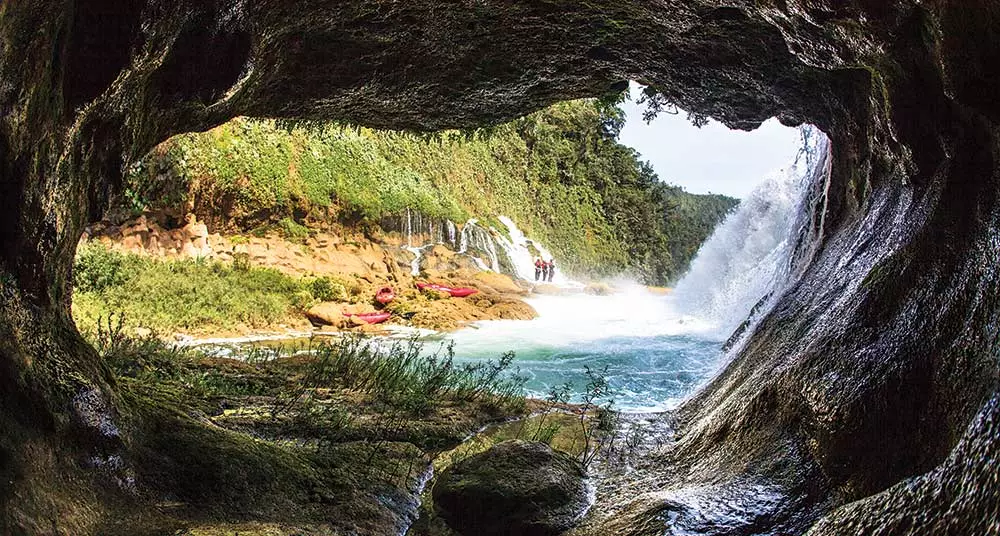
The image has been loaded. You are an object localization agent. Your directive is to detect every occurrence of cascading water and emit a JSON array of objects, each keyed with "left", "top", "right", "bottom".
[
  {"left": 458, "top": 219, "right": 504, "bottom": 273},
  {"left": 454, "top": 216, "right": 572, "bottom": 284},
  {"left": 494, "top": 216, "right": 567, "bottom": 284},
  {"left": 440, "top": 126, "right": 831, "bottom": 411},
  {"left": 383, "top": 208, "right": 465, "bottom": 276},
  {"left": 446, "top": 220, "right": 457, "bottom": 248},
  {"left": 670, "top": 126, "right": 831, "bottom": 340}
]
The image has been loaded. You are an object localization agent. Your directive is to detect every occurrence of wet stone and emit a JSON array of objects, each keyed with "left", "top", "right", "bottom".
[{"left": 433, "top": 440, "right": 590, "bottom": 536}]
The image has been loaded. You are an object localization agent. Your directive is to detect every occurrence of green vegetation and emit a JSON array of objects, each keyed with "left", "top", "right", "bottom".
[
  {"left": 126, "top": 99, "right": 738, "bottom": 284},
  {"left": 89, "top": 320, "right": 527, "bottom": 533},
  {"left": 72, "top": 243, "right": 319, "bottom": 333}
]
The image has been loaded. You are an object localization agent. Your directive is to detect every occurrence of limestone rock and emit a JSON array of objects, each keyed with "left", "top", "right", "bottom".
[
  {"left": 433, "top": 440, "right": 590, "bottom": 536},
  {"left": 182, "top": 213, "right": 212, "bottom": 257},
  {"left": 532, "top": 284, "right": 566, "bottom": 296},
  {"left": 583, "top": 282, "right": 613, "bottom": 296},
  {"left": 304, "top": 302, "right": 347, "bottom": 326},
  {"left": 474, "top": 271, "right": 528, "bottom": 295}
]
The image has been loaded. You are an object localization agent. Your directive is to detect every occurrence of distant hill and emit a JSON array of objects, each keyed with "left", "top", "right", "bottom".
[{"left": 123, "top": 100, "right": 738, "bottom": 285}]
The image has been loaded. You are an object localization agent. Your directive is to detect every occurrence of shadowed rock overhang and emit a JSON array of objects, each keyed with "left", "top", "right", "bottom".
[{"left": 0, "top": 1, "right": 998, "bottom": 534}]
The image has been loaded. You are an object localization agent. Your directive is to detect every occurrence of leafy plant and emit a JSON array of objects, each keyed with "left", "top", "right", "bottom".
[
  {"left": 578, "top": 365, "right": 615, "bottom": 470},
  {"left": 278, "top": 217, "right": 311, "bottom": 241},
  {"left": 309, "top": 276, "right": 346, "bottom": 302},
  {"left": 526, "top": 382, "right": 572, "bottom": 444},
  {"left": 73, "top": 243, "right": 146, "bottom": 293}
]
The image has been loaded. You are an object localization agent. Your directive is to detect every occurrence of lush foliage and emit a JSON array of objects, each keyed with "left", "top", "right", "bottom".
[
  {"left": 126, "top": 100, "right": 738, "bottom": 284},
  {"left": 73, "top": 243, "right": 318, "bottom": 333}
]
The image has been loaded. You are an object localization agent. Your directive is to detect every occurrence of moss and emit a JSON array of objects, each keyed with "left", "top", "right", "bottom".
[{"left": 80, "top": 329, "right": 533, "bottom": 534}]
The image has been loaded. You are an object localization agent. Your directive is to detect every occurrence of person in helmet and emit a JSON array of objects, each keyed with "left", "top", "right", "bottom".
[
  {"left": 534, "top": 257, "right": 544, "bottom": 281},
  {"left": 546, "top": 259, "right": 556, "bottom": 282}
]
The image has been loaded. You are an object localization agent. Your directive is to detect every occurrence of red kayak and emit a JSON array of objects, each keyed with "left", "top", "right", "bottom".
[
  {"left": 342, "top": 311, "right": 392, "bottom": 324},
  {"left": 416, "top": 282, "right": 479, "bottom": 298},
  {"left": 375, "top": 286, "right": 395, "bottom": 305}
]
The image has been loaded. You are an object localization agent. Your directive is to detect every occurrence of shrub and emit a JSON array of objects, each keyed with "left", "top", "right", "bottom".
[
  {"left": 72, "top": 251, "right": 311, "bottom": 333},
  {"left": 278, "top": 217, "right": 311, "bottom": 241},
  {"left": 73, "top": 243, "right": 146, "bottom": 293},
  {"left": 309, "top": 277, "right": 346, "bottom": 302},
  {"left": 293, "top": 336, "right": 527, "bottom": 416},
  {"left": 232, "top": 252, "right": 252, "bottom": 272}
]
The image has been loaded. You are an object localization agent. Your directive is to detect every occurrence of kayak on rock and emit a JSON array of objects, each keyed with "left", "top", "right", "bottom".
[
  {"left": 416, "top": 282, "right": 479, "bottom": 298},
  {"left": 343, "top": 311, "right": 392, "bottom": 324},
  {"left": 375, "top": 286, "right": 395, "bottom": 305}
]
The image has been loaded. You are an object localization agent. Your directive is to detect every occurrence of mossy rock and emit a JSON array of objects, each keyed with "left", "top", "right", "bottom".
[{"left": 432, "top": 440, "right": 589, "bottom": 536}]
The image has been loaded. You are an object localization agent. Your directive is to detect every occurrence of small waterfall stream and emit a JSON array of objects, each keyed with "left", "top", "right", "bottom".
[{"left": 382, "top": 209, "right": 560, "bottom": 282}]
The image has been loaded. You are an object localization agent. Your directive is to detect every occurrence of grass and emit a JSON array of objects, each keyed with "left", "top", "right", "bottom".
[
  {"left": 291, "top": 336, "right": 527, "bottom": 416},
  {"left": 72, "top": 243, "right": 315, "bottom": 334},
  {"left": 90, "top": 314, "right": 527, "bottom": 426}
]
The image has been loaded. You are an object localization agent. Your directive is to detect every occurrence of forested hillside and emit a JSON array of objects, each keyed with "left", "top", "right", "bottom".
[{"left": 124, "top": 100, "right": 737, "bottom": 284}]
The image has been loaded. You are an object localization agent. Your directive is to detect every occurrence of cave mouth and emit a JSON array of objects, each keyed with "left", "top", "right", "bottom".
[
  {"left": 70, "top": 88, "right": 817, "bottom": 416},
  {"left": 3, "top": 2, "right": 998, "bottom": 535}
]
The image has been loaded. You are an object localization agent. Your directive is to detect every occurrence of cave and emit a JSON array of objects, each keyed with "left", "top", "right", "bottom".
[{"left": 1, "top": 2, "right": 998, "bottom": 535}]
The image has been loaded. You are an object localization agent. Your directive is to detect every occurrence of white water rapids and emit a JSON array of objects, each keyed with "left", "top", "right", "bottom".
[
  {"left": 208, "top": 127, "right": 831, "bottom": 412},
  {"left": 438, "top": 126, "right": 832, "bottom": 410}
]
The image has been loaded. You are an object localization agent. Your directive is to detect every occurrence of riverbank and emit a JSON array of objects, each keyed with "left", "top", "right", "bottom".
[
  {"left": 91, "top": 325, "right": 611, "bottom": 536},
  {"left": 74, "top": 216, "right": 546, "bottom": 340}
]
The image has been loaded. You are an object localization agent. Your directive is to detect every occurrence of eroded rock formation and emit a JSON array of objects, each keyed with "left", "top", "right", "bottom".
[{"left": 1, "top": 1, "right": 997, "bottom": 534}]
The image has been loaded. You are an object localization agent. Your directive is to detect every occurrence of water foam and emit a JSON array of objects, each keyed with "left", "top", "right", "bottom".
[
  {"left": 670, "top": 127, "right": 831, "bottom": 339},
  {"left": 441, "top": 126, "right": 832, "bottom": 411}
]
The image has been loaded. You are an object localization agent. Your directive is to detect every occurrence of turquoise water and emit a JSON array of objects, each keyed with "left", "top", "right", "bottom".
[
  {"left": 435, "top": 288, "right": 728, "bottom": 412},
  {"left": 197, "top": 289, "right": 730, "bottom": 412},
  {"left": 441, "top": 331, "right": 723, "bottom": 412}
]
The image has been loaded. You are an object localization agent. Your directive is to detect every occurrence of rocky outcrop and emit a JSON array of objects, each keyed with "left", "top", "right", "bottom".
[
  {"left": 88, "top": 213, "right": 214, "bottom": 258},
  {"left": 1, "top": 2, "right": 998, "bottom": 535},
  {"left": 433, "top": 440, "right": 590, "bottom": 536}
]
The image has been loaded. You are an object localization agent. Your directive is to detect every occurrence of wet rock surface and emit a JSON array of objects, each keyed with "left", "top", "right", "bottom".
[
  {"left": 433, "top": 440, "right": 590, "bottom": 536},
  {"left": 1, "top": 1, "right": 999, "bottom": 535}
]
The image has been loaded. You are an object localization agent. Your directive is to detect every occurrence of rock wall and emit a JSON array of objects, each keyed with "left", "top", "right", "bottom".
[{"left": 1, "top": 1, "right": 998, "bottom": 534}]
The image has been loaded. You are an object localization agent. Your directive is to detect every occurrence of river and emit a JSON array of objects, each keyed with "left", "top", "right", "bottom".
[{"left": 197, "top": 126, "right": 828, "bottom": 413}]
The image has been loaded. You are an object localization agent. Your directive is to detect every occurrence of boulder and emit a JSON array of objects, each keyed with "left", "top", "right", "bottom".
[
  {"left": 304, "top": 303, "right": 342, "bottom": 326},
  {"left": 489, "top": 299, "right": 537, "bottom": 321},
  {"left": 182, "top": 213, "right": 212, "bottom": 257},
  {"left": 433, "top": 440, "right": 589, "bottom": 536},
  {"left": 583, "top": 282, "right": 614, "bottom": 296},
  {"left": 473, "top": 271, "right": 527, "bottom": 295},
  {"left": 532, "top": 283, "right": 566, "bottom": 296},
  {"left": 645, "top": 286, "right": 672, "bottom": 295}
]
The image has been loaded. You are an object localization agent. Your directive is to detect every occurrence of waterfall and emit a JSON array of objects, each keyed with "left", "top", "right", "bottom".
[
  {"left": 455, "top": 217, "right": 564, "bottom": 282},
  {"left": 380, "top": 209, "right": 465, "bottom": 276},
  {"left": 405, "top": 208, "right": 413, "bottom": 247},
  {"left": 383, "top": 210, "right": 559, "bottom": 282},
  {"left": 670, "top": 126, "right": 832, "bottom": 339},
  {"left": 446, "top": 220, "right": 457, "bottom": 248},
  {"left": 458, "top": 219, "right": 502, "bottom": 272},
  {"left": 495, "top": 216, "right": 560, "bottom": 283}
]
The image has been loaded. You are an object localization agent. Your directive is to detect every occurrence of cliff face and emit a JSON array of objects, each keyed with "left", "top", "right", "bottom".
[{"left": 1, "top": 1, "right": 997, "bottom": 534}]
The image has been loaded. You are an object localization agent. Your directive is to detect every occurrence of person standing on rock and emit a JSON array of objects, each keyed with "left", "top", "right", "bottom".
[
  {"left": 547, "top": 259, "right": 556, "bottom": 282},
  {"left": 541, "top": 258, "right": 550, "bottom": 282},
  {"left": 535, "top": 257, "right": 545, "bottom": 281}
]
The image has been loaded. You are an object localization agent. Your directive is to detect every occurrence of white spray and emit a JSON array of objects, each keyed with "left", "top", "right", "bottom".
[{"left": 669, "top": 126, "right": 832, "bottom": 339}]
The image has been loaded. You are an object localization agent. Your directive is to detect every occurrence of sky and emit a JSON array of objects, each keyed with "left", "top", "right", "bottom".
[{"left": 618, "top": 84, "right": 802, "bottom": 199}]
